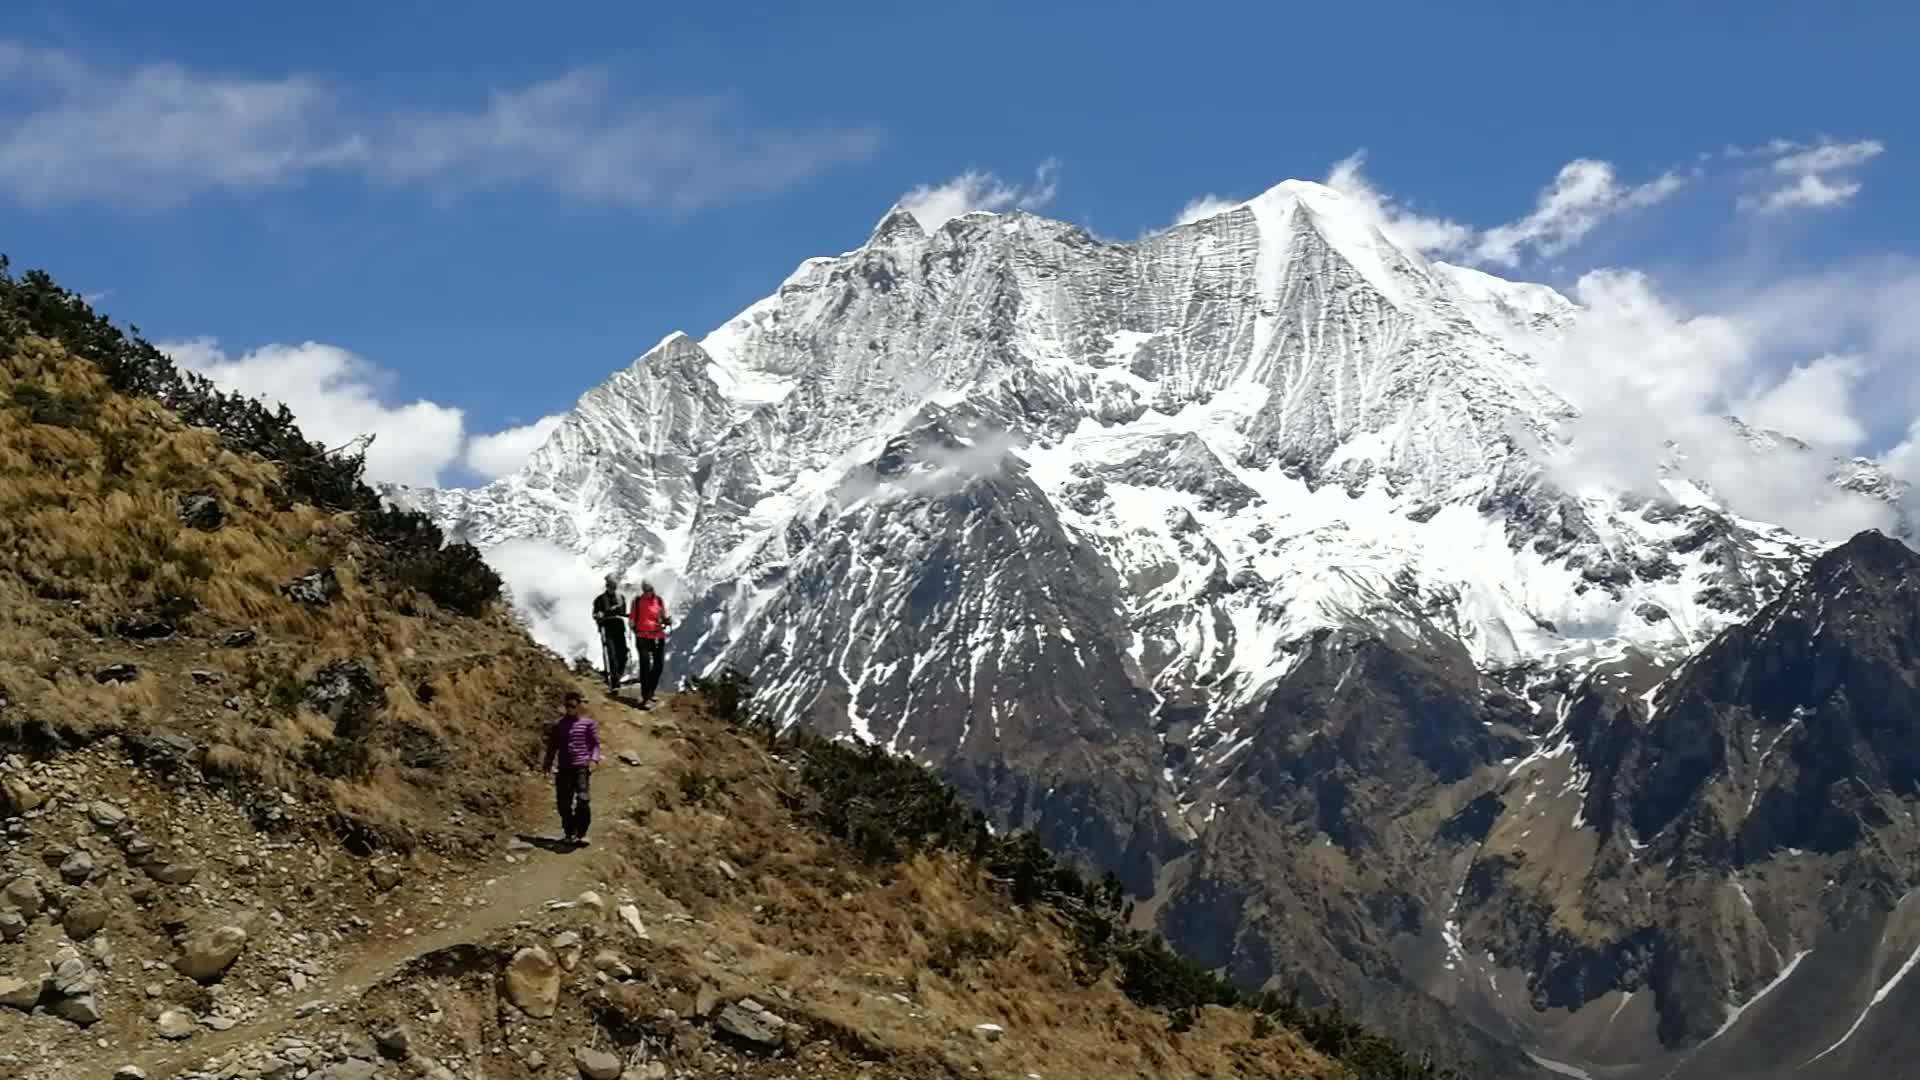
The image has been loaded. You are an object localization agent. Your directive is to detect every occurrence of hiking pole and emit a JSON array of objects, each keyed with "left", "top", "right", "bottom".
[{"left": 600, "top": 626, "right": 615, "bottom": 693}]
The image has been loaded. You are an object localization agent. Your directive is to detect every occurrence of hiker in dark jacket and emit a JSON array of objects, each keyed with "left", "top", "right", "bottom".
[
  {"left": 592, "top": 575, "right": 628, "bottom": 691},
  {"left": 543, "top": 689, "right": 603, "bottom": 847}
]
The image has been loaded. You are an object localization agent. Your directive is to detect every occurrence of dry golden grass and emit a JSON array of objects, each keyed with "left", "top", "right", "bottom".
[
  {"left": 593, "top": 714, "right": 1340, "bottom": 1080},
  {"left": 0, "top": 334, "right": 575, "bottom": 844}
]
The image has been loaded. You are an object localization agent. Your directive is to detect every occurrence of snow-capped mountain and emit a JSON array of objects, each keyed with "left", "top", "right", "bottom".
[{"left": 394, "top": 178, "right": 1914, "bottom": 1077}]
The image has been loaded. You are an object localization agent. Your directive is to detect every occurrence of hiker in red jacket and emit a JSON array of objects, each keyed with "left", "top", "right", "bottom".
[
  {"left": 543, "top": 689, "right": 602, "bottom": 847},
  {"left": 628, "top": 581, "right": 672, "bottom": 708}
]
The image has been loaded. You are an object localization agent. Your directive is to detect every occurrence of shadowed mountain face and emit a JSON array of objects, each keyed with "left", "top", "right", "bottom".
[{"left": 402, "top": 182, "right": 1917, "bottom": 1077}]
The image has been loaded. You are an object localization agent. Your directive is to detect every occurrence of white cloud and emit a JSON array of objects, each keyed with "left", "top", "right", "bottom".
[
  {"left": 1736, "top": 138, "right": 1884, "bottom": 214},
  {"left": 0, "top": 41, "right": 878, "bottom": 208},
  {"left": 898, "top": 158, "right": 1060, "bottom": 231},
  {"left": 1472, "top": 160, "right": 1687, "bottom": 267},
  {"left": 1170, "top": 194, "right": 1238, "bottom": 228},
  {"left": 1314, "top": 151, "right": 1682, "bottom": 267},
  {"left": 483, "top": 538, "right": 606, "bottom": 665},
  {"left": 1324, "top": 151, "right": 1475, "bottom": 255},
  {"left": 161, "top": 337, "right": 559, "bottom": 488},
  {"left": 1536, "top": 269, "right": 1903, "bottom": 541},
  {"left": 465, "top": 414, "right": 565, "bottom": 479},
  {"left": 1731, "top": 354, "right": 1868, "bottom": 449}
]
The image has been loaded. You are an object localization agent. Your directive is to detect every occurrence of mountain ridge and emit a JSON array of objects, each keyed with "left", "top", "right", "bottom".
[{"left": 397, "top": 178, "right": 1917, "bottom": 1077}]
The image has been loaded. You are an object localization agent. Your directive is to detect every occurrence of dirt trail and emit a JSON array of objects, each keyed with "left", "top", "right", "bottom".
[{"left": 127, "top": 684, "right": 682, "bottom": 1080}]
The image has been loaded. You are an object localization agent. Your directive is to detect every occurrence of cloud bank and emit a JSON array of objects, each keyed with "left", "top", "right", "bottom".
[
  {"left": 899, "top": 158, "right": 1060, "bottom": 231},
  {"left": 162, "top": 337, "right": 564, "bottom": 487},
  {"left": 0, "top": 40, "right": 880, "bottom": 209},
  {"left": 1735, "top": 138, "right": 1884, "bottom": 214},
  {"left": 1323, "top": 151, "right": 1686, "bottom": 267}
]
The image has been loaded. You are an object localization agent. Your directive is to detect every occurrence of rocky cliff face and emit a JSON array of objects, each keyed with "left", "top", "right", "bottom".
[{"left": 397, "top": 180, "right": 1915, "bottom": 1077}]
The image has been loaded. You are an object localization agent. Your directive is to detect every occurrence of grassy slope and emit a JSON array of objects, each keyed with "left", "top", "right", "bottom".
[{"left": 0, "top": 329, "right": 576, "bottom": 848}]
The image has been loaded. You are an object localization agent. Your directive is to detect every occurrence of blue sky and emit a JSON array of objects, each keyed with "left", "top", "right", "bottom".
[{"left": 0, "top": 2, "right": 1913, "bottom": 496}]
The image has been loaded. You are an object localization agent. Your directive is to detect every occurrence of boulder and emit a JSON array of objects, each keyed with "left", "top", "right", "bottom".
[
  {"left": 62, "top": 896, "right": 110, "bottom": 940},
  {"left": 49, "top": 992, "right": 102, "bottom": 1026},
  {"left": 0, "top": 974, "right": 46, "bottom": 1010},
  {"left": 0, "top": 911, "right": 25, "bottom": 941},
  {"left": 375, "top": 1024, "right": 413, "bottom": 1059},
  {"left": 1, "top": 874, "right": 44, "bottom": 917},
  {"left": 283, "top": 567, "right": 339, "bottom": 606},
  {"left": 113, "top": 1068, "right": 149, "bottom": 1080},
  {"left": 504, "top": 946, "right": 560, "bottom": 1018},
  {"left": 148, "top": 862, "right": 200, "bottom": 885},
  {"left": 219, "top": 629, "right": 258, "bottom": 648},
  {"left": 175, "top": 925, "right": 248, "bottom": 982},
  {"left": 156, "top": 1008, "right": 198, "bottom": 1040},
  {"left": 573, "top": 1046, "right": 622, "bottom": 1080},
  {"left": 59, "top": 849, "right": 96, "bottom": 884},
  {"left": 715, "top": 1001, "right": 786, "bottom": 1048},
  {"left": 87, "top": 801, "right": 129, "bottom": 829},
  {"left": 0, "top": 775, "right": 43, "bottom": 816},
  {"left": 972, "top": 1022, "right": 1006, "bottom": 1042},
  {"left": 616, "top": 904, "right": 649, "bottom": 940},
  {"left": 693, "top": 981, "right": 720, "bottom": 1017},
  {"left": 369, "top": 865, "right": 403, "bottom": 892}
]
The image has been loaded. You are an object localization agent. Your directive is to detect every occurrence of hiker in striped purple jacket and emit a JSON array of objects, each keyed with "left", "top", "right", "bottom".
[{"left": 543, "top": 689, "right": 603, "bottom": 847}]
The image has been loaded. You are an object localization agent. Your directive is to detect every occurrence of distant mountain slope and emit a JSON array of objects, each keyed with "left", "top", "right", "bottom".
[{"left": 396, "top": 184, "right": 1913, "bottom": 1076}]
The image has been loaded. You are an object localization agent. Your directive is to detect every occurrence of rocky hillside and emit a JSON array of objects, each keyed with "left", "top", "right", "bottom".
[
  {"left": 0, "top": 263, "right": 1460, "bottom": 1080},
  {"left": 395, "top": 181, "right": 1918, "bottom": 1077}
]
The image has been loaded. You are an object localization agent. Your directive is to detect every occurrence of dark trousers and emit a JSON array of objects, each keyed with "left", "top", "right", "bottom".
[
  {"left": 636, "top": 637, "right": 665, "bottom": 700},
  {"left": 600, "top": 623, "right": 628, "bottom": 687},
  {"left": 555, "top": 766, "right": 591, "bottom": 839}
]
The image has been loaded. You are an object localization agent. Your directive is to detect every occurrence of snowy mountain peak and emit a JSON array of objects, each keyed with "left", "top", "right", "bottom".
[{"left": 402, "top": 178, "right": 1871, "bottom": 726}]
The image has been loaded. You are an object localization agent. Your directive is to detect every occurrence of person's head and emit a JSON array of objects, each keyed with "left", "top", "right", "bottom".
[
  {"left": 641, "top": 580, "right": 656, "bottom": 596},
  {"left": 563, "top": 690, "right": 585, "bottom": 713},
  {"left": 602, "top": 574, "right": 617, "bottom": 594}
]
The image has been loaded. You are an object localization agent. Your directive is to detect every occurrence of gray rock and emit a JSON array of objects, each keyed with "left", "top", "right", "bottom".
[
  {"left": 283, "top": 567, "right": 340, "bottom": 606},
  {"left": 148, "top": 862, "right": 200, "bottom": 885},
  {"left": 219, "top": 628, "right": 257, "bottom": 648},
  {"left": 175, "top": 924, "right": 248, "bottom": 982},
  {"left": 49, "top": 991, "right": 102, "bottom": 1025},
  {"left": 257, "top": 1058, "right": 293, "bottom": 1080},
  {"left": 1, "top": 874, "right": 45, "bottom": 916},
  {"left": 113, "top": 1067, "right": 149, "bottom": 1080},
  {"left": 62, "top": 896, "right": 110, "bottom": 940},
  {"left": 94, "top": 662, "right": 140, "bottom": 684},
  {"left": 156, "top": 1007, "right": 198, "bottom": 1040},
  {"left": 715, "top": 1001, "right": 786, "bottom": 1047},
  {"left": 374, "top": 1024, "right": 413, "bottom": 1059},
  {"left": 0, "top": 910, "right": 27, "bottom": 941},
  {"left": 369, "top": 865, "right": 402, "bottom": 891},
  {"left": 59, "top": 849, "right": 95, "bottom": 884},
  {"left": 313, "top": 1063, "right": 378, "bottom": 1080},
  {"left": 0, "top": 974, "right": 46, "bottom": 1010},
  {"left": 573, "top": 1045, "right": 622, "bottom": 1080},
  {"left": 177, "top": 494, "right": 225, "bottom": 530},
  {"left": 88, "top": 801, "right": 129, "bottom": 829},
  {"left": 972, "top": 1022, "right": 1006, "bottom": 1042},
  {"left": 0, "top": 774, "right": 44, "bottom": 816},
  {"left": 50, "top": 945, "right": 96, "bottom": 995},
  {"left": 504, "top": 946, "right": 560, "bottom": 1018}
]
